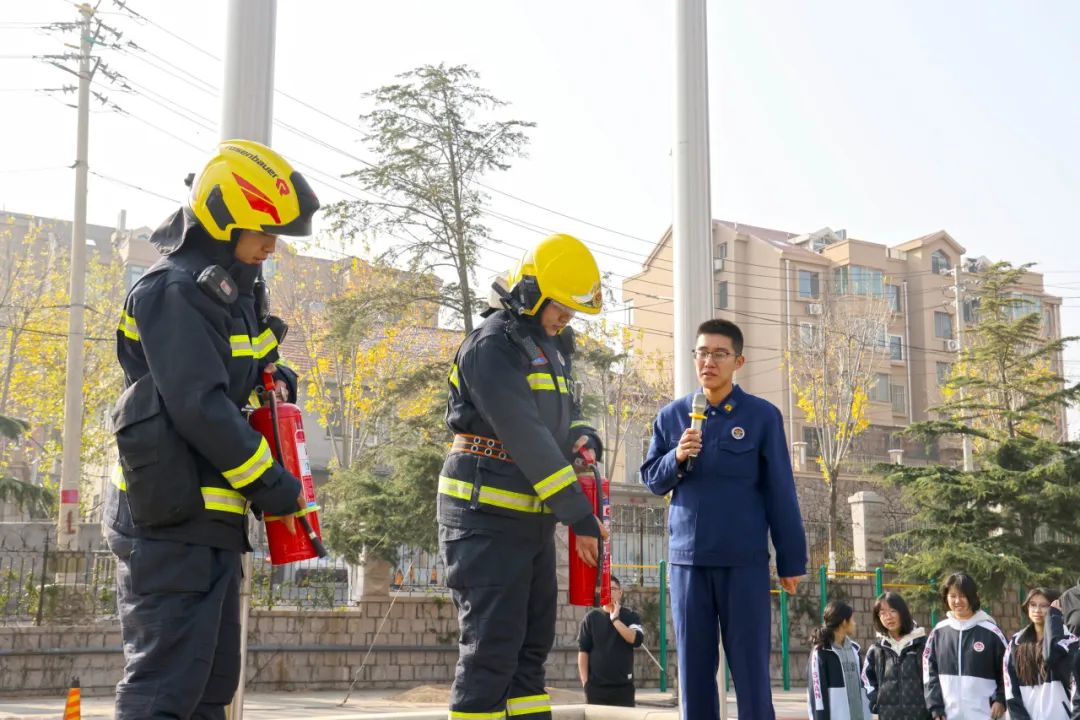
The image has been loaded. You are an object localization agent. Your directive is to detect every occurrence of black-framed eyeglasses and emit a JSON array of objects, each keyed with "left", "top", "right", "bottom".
[{"left": 692, "top": 349, "right": 736, "bottom": 363}]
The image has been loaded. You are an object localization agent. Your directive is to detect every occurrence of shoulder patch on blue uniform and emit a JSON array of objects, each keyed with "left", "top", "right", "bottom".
[{"left": 531, "top": 350, "right": 548, "bottom": 366}]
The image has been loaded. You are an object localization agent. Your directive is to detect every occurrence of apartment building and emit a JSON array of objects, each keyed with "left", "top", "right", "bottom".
[{"left": 621, "top": 220, "right": 1066, "bottom": 472}]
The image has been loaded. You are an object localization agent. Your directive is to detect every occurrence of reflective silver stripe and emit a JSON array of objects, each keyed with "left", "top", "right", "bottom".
[
  {"left": 533, "top": 465, "right": 577, "bottom": 500},
  {"left": 230, "top": 334, "right": 254, "bottom": 357},
  {"left": 222, "top": 437, "right": 273, "bottom": 489},
  {"left": 251, "top": 328, "right": 278, "bottom": 359},
  {"left": 506, "top": 694, "right": 551, "bottom": 716},
  {"left": 202, "top": 487, "right": 246, "bottom": 515},
  {"left": 118, "top": 311, "right": 140, "bottom": 341},
  {"left": 438, "top": 476, "right": 547, "bottom": 514}
]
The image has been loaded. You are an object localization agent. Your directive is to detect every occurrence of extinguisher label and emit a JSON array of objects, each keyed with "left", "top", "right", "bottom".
[{"left": 295, "top": 430, "right": 313, "bottom": 480}]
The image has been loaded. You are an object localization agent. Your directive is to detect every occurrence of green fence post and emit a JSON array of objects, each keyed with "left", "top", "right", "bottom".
[
  {"left": 780, "top": 584, "right": 790, "bottom": 691},
  {"left": 819, "top": 565, "right": 828, "bottom": 620},
  {"left": 659, "top": 560, "right": 667, "bottom": 693},
  {"left": 874, "top": 567, "right": 883, "bottom": 597},
  {"left": 930, "top": 577, "right": 939, "bottom": 626}
]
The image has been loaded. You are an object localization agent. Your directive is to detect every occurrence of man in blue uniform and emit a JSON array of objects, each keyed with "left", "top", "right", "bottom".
[
  {"left": 106, "top": 141, "right": 318, "bottom": 719},
  {"left": 438, "top": 233, "right": 608, "bottom": 720},
  {"left": 641, "top": 318, "right": 807, "bottom": 720}
]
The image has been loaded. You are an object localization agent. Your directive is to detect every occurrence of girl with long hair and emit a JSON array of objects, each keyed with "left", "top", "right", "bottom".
[
  {"left": 808, "top": 600, "right": 872, "bottom": 720},
  {"left": 1004, "top": 587, "right": 1078, "bottom": 719}
]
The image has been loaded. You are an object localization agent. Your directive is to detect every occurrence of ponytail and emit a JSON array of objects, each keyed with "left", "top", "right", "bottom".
[{"left": 810, "top": 600, "right": 854, "bottom": 650}]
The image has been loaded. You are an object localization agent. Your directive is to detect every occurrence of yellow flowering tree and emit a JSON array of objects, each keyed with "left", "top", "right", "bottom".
[{"left": 785, "top": 289, "right": 892, "bottom": 567}]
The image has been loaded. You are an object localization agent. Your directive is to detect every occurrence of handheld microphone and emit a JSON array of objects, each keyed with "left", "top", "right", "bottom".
[{"left": 686, "top": 392, "right": 707, "bottom": 472}]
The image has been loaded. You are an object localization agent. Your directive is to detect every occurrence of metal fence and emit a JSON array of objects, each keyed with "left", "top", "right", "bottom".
[{"left": 0, "top": 539, "right": 117, "bottom": 625}]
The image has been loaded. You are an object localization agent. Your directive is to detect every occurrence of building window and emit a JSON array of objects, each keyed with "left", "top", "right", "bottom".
[
  {"left": 936, "top": 362, "right": 952, "bottom": 386},
  {"left": 962, "top": 298, "right": 979, "bottom": 324},
  {"left": 715, "top": 242, "right": 727, "bottom": 271},
  {"left": 802, "top": 426, "right": 820, "bottom": 458},
  {"left": 798, "top": 270, "right": 820, "bottom": 299},
  {"left": 870, "top": 373, "right": 891, "bottom": 403},
  {"left": 931, "top": 250, "right": 951, "bottom": 274},
  {"left": 716, "top": 281, "right": 729, "bottom": 309},
  {"left": 834, "top": 265, "right": 884, "bottom": 296},
  {"left": 934, "top": 311, "right": 953, "bottom": 339},
  {"left": 1007, "top": 293, "right": 1042, "bottom": 321},
  {"left": 799, "top": 322, "right": 819, "bottom": 348},
  {"left": 891, "top": 384, "right": 907, "bottom": 415},
  {"left": 125, "top": 264, "right": 148, "bottom": 290},
  {"left": 886, "top": 284, "right": 902, "bottom": 313},
  {"left": 889, "top": 335, "right": 904, "bottom": 361}
]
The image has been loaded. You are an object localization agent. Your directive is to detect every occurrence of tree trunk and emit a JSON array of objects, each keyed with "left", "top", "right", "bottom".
[{"left": 827, "top": 469, "right": 839, "bottom": 571}]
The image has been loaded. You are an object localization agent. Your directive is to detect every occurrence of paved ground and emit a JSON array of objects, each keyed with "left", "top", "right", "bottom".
[{"left": 0, "top": 688, "right": 810, "bottom": 719}]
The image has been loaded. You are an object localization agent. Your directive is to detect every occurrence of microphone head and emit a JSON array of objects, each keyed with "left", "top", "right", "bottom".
[{"left": 691, "top": 392, "right": 707, "bottom": 414}]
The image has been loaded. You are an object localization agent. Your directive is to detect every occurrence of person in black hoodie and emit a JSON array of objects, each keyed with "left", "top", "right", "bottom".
[
  {"left": 105, "top": 140, "right": 319, "bottom": 720},
  {"left": 862, "top": 591, "right": 931, "bottom": 720},
  {"left": 923, "top": 573, "right": 1007, "bottom": 720},
  {"left": 808, "top": 600, "right": 872, "bottom": 720},
  {"left": 1004, "top": 587, "right": 1078, "bottom": 720}
]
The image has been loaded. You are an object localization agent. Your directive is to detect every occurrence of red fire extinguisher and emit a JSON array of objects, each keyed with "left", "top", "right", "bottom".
[
  {"left": 248, "top": 369, "right": 328, "bottom": 565},
  {"left": 568, "top": 447, "right": 611, "bottom": 607}
]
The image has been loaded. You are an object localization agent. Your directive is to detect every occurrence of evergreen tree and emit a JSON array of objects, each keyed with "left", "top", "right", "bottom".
[{"left": 884, "top": 262, "right": 1080, "bottom": 598}]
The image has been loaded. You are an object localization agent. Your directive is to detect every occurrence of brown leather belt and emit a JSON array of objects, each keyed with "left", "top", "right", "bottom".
[{"left": 451, "top": 433, "right": 514, "bottom": 463}]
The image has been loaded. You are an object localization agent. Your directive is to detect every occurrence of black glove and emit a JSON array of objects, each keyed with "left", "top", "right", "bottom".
[
  {"left": 248, "top": 469, "right": 302, "bottom": 517},
  {"left": 568, "top": 426, "right": 603, "bottom": 464}
]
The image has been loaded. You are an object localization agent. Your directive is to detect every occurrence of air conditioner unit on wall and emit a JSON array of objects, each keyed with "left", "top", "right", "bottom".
[
  {"left": 807, "top": 303, "right": 823, "bottom": 315},
  {"left": 946, "top": 339, "right": 960, "bottom": 352},
  {"left": 713, "top": 258, "right": 725, "bottom": 272}
]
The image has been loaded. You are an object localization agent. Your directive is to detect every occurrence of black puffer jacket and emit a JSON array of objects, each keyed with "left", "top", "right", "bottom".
[{"left": 862, "top": 628, "right": 932, "bottom": 720}]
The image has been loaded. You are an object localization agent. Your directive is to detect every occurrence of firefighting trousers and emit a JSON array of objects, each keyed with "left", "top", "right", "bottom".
[
  {"left": 670, "top": 563, "right": 774, "bottom": 720},
  {"left": 106, "top": 528, "right": 242, "bottom": 720},
  {"left": 440, "top": 522, "right": 557, "bottom": 720}
]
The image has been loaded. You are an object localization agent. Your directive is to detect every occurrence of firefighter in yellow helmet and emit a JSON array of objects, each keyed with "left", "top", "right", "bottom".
[
  {"left": 106, "top": 140, "right": 318, "bottom": 719},
  {"left": 439, "top": 233, "right": 609, "bottom": 720}
]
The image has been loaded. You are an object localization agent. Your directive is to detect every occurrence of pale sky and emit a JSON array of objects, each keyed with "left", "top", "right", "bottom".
[{"left": 3, "top": 0, "right": 1080, "bottom": 430}]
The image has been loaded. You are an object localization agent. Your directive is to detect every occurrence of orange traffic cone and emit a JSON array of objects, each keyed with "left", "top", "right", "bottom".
[{"left": 63, "top": 676, "right": 80, "bottom": 720}]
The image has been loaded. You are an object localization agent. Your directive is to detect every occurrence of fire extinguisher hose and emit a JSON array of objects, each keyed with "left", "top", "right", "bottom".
[{"left": 264, "top": 372, "right": 328, "bottom": 558}]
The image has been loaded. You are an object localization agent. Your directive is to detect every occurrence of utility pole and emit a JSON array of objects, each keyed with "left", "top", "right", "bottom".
[
  {"left": 953, "top": 265, "right": 974, "bottom": 471},
  {"left": 57, "top": 2, "right": 94, "bottom": 552},
  {"left": 673, "top": 1, "right": 724, "bottom": 717},
  {"left": 221, "top": 3, "right": 277, "bottom": 717}
]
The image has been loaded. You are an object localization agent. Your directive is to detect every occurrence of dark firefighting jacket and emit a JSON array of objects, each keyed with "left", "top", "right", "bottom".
[
  {"left": 437, "top": 309, "right": 600, "bottom": 535},
  {"left": 105, "top": 208, "right": 302, "bottom": 551}
]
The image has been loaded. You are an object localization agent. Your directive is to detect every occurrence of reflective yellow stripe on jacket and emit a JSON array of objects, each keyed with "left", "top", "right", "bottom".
[
  {"left": 222, "top": 437, "right": 273, "bottom": 489},
  {"left": 111, "top": 464, "right": 247, "bottom": 515},
  {"left": 525, "top": 372, "right": 567, "bottom": 393},
  {"left": 118, "top": 311, "right": 140, "bottom": 341},
  {"left": 532, "top": 465, "right": 577, "bottom": 500},
  {"left": 230, "top": 330, "right": 278, "bottom": 359},
  {"left": 438, "top": 476, "right": 551, "bottom": 515}
]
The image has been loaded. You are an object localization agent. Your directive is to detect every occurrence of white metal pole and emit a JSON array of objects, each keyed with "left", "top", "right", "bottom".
[
  {"left": 221, "top": 0, "right": 277, "bottom": 142},
  {"left": 57, "top": 2, "right": 94, "bottom": 552},
  {"left": 221, "top": 2, "right": 277, "bottom": 717},
  {"left": 953, "top": 266, "right": 974, "bottom": 471},
  {"left": 674, "top": 1, "right": 724, "bottom": 717}
]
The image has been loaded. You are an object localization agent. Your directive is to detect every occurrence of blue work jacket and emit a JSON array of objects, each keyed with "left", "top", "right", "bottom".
[{"left": 640, "top": 385, "right": 807, "bottom": 576}]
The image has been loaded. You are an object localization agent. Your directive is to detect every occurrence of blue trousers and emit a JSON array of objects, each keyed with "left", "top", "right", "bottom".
[
  {"left": 670, "top": 564, "right": 774, "bottom": 720},
  {"left": 107, "top": 529, "right": 242, "bottom": 720}
]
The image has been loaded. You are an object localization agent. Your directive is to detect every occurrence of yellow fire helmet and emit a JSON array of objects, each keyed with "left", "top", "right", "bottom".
[
  {"left": 507, "top": 233, "right": 603, "bottom": 316},
  {"left": 188, "top": 139, "right": 320, "bottom": 242}
]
